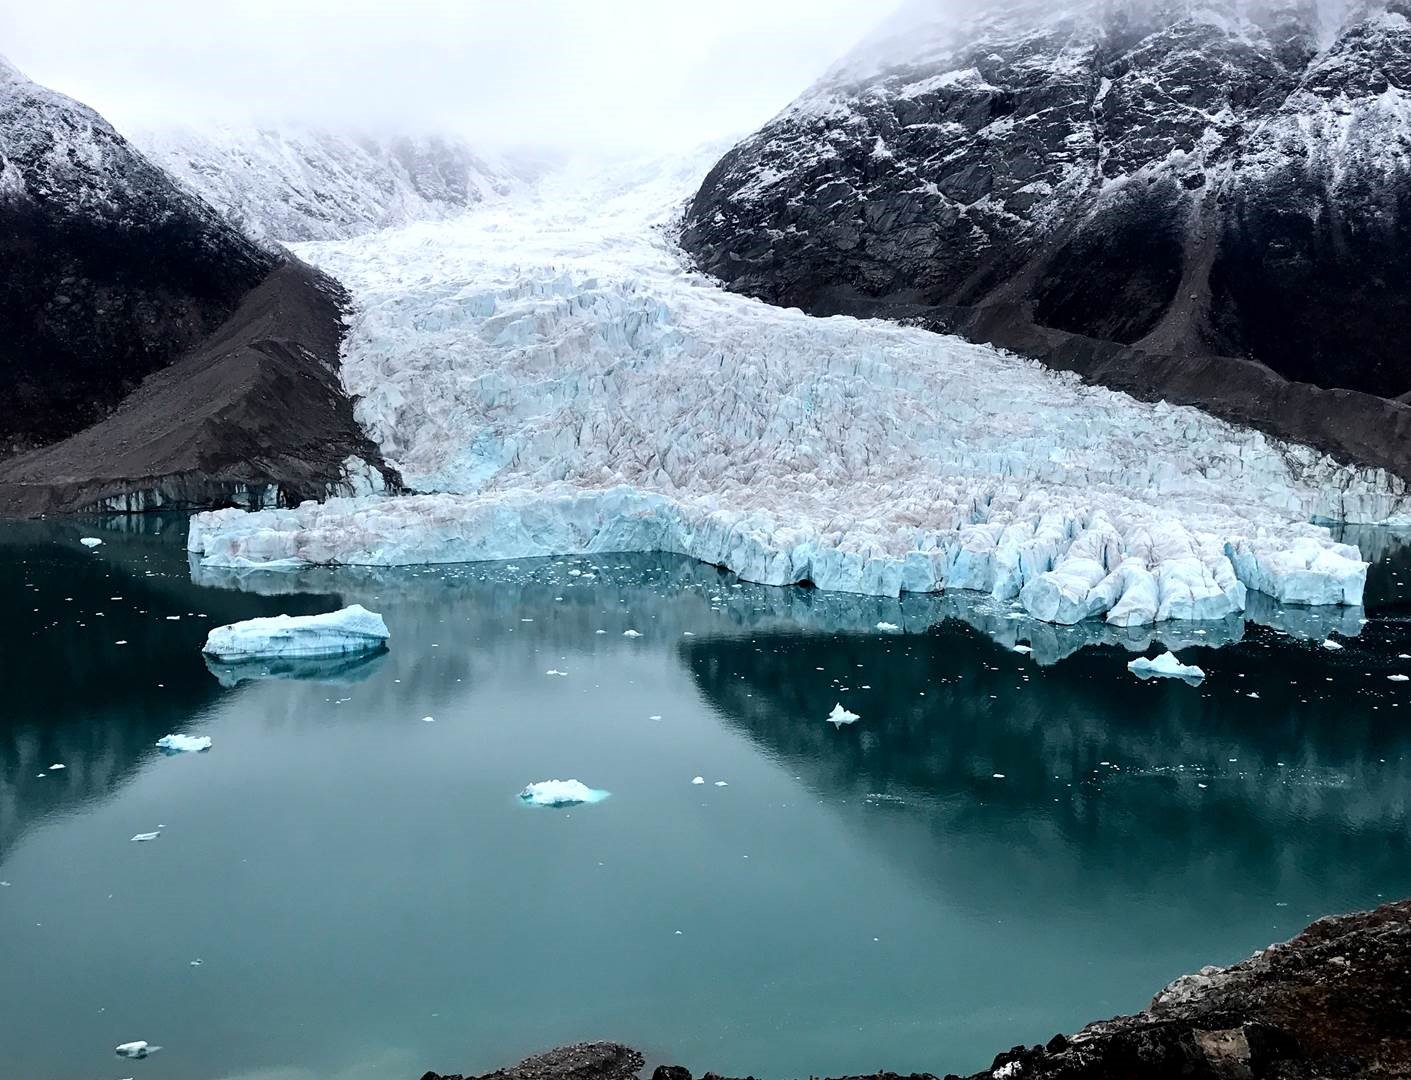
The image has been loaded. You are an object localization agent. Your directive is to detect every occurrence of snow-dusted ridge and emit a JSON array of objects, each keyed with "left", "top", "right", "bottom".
[
  {"left": 135, "top": 126, "right": 525, "bottom": 244},
  {"left": 188, "top": 148, "right": 1408, "bottom": 629}
]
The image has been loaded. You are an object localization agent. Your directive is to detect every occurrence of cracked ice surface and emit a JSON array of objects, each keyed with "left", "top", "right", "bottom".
[{"left": 189, "top": 149, "right": 1408, "bottom": 625}]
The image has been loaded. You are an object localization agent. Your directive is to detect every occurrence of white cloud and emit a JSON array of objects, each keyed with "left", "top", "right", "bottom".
[{"left": 0, "top": 0, "right": 896, "bottom": 147}]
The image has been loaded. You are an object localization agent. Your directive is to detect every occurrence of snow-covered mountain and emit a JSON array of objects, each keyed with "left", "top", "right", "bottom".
[
  {"left": 681, "top": 0, "right": 1411, "bottom": 418},
  {"left": 0, "top": 56, "right": 394, "bottom": 512},
  {"left": 136, "top": 126, "right": 526, "bottom": 243},
  {"left": 0, "top": 53, "right": 275, "bottom": 451}
]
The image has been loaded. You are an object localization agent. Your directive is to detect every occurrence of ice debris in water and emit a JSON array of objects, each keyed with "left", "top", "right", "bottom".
[
  {"left": 518, "top": 780, "right": 610, "bottom": 807},
  {"left": 1390, "top": 674, "right": 1410, "bottom": 682},
  {"left": 692, "top": 776, "right": 705, "bottom": 784},
  {"left": 1127, "top": 652, "right": 1205, "bottom": 682},
  {"left": 875, "top": 621, "right": 900, "bottom": 632},
  {"left": 130, "top": 832, "right": 160, "bottom": 842},
  {"left": 827, "top": 703, "right": 861, "bottom": 726},
  {"left": 115, "top": 1041, "right": 159, "bottom": 1058},
  {"left": 202, "top": 604, "right": 389, "bottom": 661},
  {"left": 156, "top": 734, "right": 211, "bottom": 753},
  {"left": 48, "top": 763, "right": 65, "bottom": 770},
  {"left": 1013, "top": 644, "right": 1032, "bottom": 654},
  {"left": 1322, "top": 638, "right": 1344, "bottom": 650},
  {"left": 622, "top": 629, "right": 642, "bottom": 638},
  {"left": 80, "top": 537, "right": 102, "bottom": 548}
]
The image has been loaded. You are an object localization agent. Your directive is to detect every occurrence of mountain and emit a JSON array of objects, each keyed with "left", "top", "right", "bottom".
[
  {"left": 680, "top": 0, "right": 1411, "bottom": 473},
  {"left": 0, "top": 56, "right": 395, "bottom": 513},
  {"left": 0, "top": 53, "right": 276, "bottom": 453},
  {"left": 136, "top": 126, "right": 524, "bottom": 243}
]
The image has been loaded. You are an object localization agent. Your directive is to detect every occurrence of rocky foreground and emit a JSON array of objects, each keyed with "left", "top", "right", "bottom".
[{"left": 423, "top": 900, "right": 1411, "bottom": 1080}]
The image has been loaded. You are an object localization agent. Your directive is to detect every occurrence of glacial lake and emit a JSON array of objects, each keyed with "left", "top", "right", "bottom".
[{"left": 4, "top": 517, "right": 1411, "bottom": 1080}]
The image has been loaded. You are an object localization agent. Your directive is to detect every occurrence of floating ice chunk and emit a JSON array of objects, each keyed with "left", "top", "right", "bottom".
[
  {"left": 116, "top": 1041, "right": 160, "bottom": 1058},
  {"left": 827, "top": 703, "right": 861, "bottom": 726},
  {"left": 130, "top": 832, "right": 161, "bottom": 842},
  {"left": 691, "top": 776, "right": 705, "bottom": 784},
  {"left": 421, "top": 716, "right": 435, "bottom": 723},
  {"left": 80, "top": 537, "right": 102, "bottom": 548},
  {"left": 519, "top": 779, "right": 609, "bottom": 807},
  {"left": 622, "top": 629, "right": 642, "bottom": 638},
  {"left": 1322, "top": 638, "right": 1344, "bottom": 650},
  {"left": 202, "top": 604, "right": 389, "bottom": 661},
  {"left": 992, "top": 773, "right": 1006, "bottom": 779},
  {"left": 876, "top": 621, "right": 901, "bottom": 633},
  {"left": 714, "top": 780, "right": 729, "bottom": 786},
  {"left": 48, "top": 763, "right": 65, "bottom": 770},
  {"left": 545, "top": 669, "right": 568, "bottom": 676},
  {"left": 1390, "top": 675, "right": 1410, "bottom": 683},
  {"left": 156, "top": 734, "right": 211, "bottom": 753},
  {"left": 1127, "top": 652, "right": 1205, "bottom": 682},
  {"left": 1012, "top": 644, "right": 1032, "bottom": 654}
]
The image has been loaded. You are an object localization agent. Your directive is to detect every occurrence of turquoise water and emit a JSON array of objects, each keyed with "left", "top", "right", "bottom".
[{"left": 3, "top": 518, "right": 1411, "bottom": 1080}]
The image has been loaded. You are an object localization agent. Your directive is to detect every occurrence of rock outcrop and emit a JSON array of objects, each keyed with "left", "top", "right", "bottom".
[{"left": 679, "top": 0, "right": 1411, "bottom": 478}]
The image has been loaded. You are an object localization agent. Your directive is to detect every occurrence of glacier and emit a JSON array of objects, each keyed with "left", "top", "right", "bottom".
[
  {"left": 187, "top": 149, "right": 1409, "bottom": 630},
  {"left": 201, "top": 604, "right": 390, "bottom": 660}
]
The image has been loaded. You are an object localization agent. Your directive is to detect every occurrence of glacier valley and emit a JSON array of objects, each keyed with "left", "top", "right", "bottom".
[{"left": 188, "top": 148, "right": 1410, "bottom": 630}]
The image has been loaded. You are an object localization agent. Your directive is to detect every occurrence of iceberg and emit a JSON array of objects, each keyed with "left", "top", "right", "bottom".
[
  {"left": 827, "top": 703, "right": 861, "bottom": 726},
  {"left": 519, "top": 779, "right": 610, "bottom": 808},
  {"left": 80, "top": 536, "right": 102, "bottom": 548},
  {"left": 115, "top": 1041, "right": 160, "bottom": 1058},
  {"left": 156, "top": 734, "right": 211, "bottom": 753},
  {"left": 130, "top": 832, "right": 161, "bottom": 842},
  {"left": 202, "top": 604, "right": 389, "bottom": 660},
  {"left": 1127, "top": 652, "right": 1206, "bottom": 682}
]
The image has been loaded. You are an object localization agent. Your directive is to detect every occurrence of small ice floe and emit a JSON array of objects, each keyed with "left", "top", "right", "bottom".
[
  {"left": 130, "top": 832, "right": 161, "bottom": 842},
  {"left": 190, "top": 958, "right": 203, "bottom": 967},
  {"left": 875, "top": 621, "right": 901, "bottom": 633},
  {"left": 622, "top": 629, "right": 642, "bottom": 638},
  {"left": 203, "top": 605, "right": 389, "bottom": 661},
  {"left": 421, "top": 715, "right": 435, "bottom": 723},
  {"left": 1012, "top": 644, "right": 1032, "bottom": 654},
  {"left": 1321, "top": 639, "right": 1344, "bottom": 651},
  {"left": 1247, "top": 692, "right": 1261, "bottom": 699},
  {"left": 714, "top": 780, "right": 728, "bottom": 787},
  {"left": 156, "top": 734, "right": 211, "bottom": 754},
  {"left": 691, "top": 776, "right": 705, "bottom": 785},
  {"left": 545, "top": 669, "right": 568, "bottom": 677},
  {"left": 1390, "top": 675, "right": 1410, "bottom": 683},
  {"left": 80, "top": 537, "right": 103, "bottom": 548},
  {"left": 48, "top": 763, "right": 65, "bottom": 770},
  {"left": 827, "top": 703, "right": 861, "bottom": 727},
  {"left": 1127, "top": 652, "right": 1205, "bottom": 682},
  {"left": 116, "top": 1041, "right": 160, "bottom": 1058},
  {"left": 993, "top": 773, "right": 1006, "bottom": 780},
  {"left": 518, "top": 780, "right": 610, "bottom": 807}
]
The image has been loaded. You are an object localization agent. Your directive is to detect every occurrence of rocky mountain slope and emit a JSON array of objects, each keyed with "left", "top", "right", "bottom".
[
  {"left": 137, "top": 126, "right": 524, "bottom": 243},
  {"left": 680, "top": 0, "right": 1411, "bottom": 471},
  {"left": 0, "top": 53, "right": 275, "bottom": 454},
  {"left": 0, "top": 56, "right": 396, "bottom": 513},
  {"left": 422, "top": 900, "right": 1411, "bottom": 1079}
]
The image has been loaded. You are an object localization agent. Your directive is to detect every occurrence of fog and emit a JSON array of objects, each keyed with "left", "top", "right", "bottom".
[{"left": 0, "top": 0, "right": 894, "bottom": 148}]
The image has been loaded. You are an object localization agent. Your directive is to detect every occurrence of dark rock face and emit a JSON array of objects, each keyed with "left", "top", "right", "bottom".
[
  {"left": 446, "top": 902, "right": 1410, "bottom": 1080},
  {"left": 0, "top": 55, "right": 276, "bottom": 455},
  {"left": 421, "top": 1042, "right": 644, "bottom": 1080},
  {"left": 0, "top": 258, "right": 398, "bottom": 515},
  {"left": 680, "top": 0, "right": 1411, "bottom": 467}
]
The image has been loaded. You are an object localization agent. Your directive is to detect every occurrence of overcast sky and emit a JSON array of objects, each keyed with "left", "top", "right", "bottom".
[{"left": 1, "top": 0, "right": 894, "bottom": 147}]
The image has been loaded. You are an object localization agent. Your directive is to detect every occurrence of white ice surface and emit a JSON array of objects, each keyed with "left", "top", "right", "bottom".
[
  {"left": 156, "top": 734, "right": 211, "bottom": 753},
  {"left": 201, "top": 604, "right": 389, "bottom": 660},
  {"left": 827, "top": 703, "right": 861, "bottom": 726},
  {"left": 518, "top": 779, "right": 609, "bottom": 807},
  {"left": 115, "top": 1041, "right": 158, "bottom": 1058},
  {"left": 188, "top": 149, "right": 1407, "bottom": 629},
  {"left": 79, "top": 537, "right": 102, "bottom": 547},
  {"left": 1127, "top": 652, "right": 1206, "bottom": 682}
]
